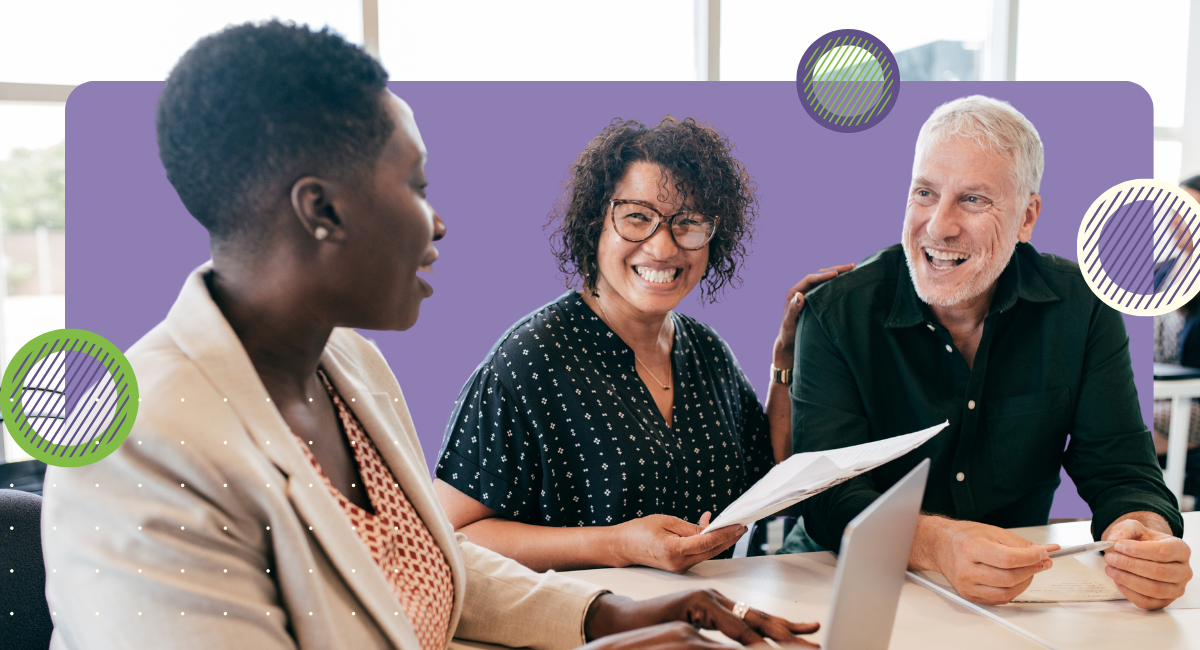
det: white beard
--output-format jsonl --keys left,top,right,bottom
{"left": 902, "top": 234, "right": 1018, "bottom": 308}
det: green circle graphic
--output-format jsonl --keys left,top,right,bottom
{"left": 1, "top": 329, "right": 139, "bottom": 467}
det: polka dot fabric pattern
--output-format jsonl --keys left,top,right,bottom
{"left": 436, "top": 291, "right": 773, "bottom": 529}
{"left": 291, "top": 370, "right": 453, "bottom": 650}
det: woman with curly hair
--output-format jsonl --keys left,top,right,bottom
{"left": 433, "top": 116, "right": 851, "bottom": 574}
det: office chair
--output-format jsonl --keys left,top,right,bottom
{"left": 746, "top": 516, "right": 798, "bottom": 556}
{"left": 0, "top": 488, "right": 53, "bottom": 649}
{"left": 0, "top": 460, "right": 47, "bottom": 495}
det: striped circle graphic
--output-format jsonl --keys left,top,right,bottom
{"left": 796, "top": 29, "right": 898, "bottom": 133}
{"left": 1, "top": 329, "right": 139, "bottom": 467}
{"left": 1078, "top": 179, "right": 1200, "bottom": 316}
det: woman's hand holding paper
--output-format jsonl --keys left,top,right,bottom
{"left": 613, "top": 513, "right": 747, "bottom": 574}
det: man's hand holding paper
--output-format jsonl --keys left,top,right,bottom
{"left": 910, "top": 517, "right": 1059, "bottom": 606}
{"left": 1101, "top": 516, "right": 1193, "bottom": 609}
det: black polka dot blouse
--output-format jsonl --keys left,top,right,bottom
{"left": 436, "top": 291, "right": 773, "bottom": 529}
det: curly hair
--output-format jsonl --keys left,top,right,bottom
{"left": 548, "top": 116, "right": 758, "bottom": 304}
{"left": 157, "top": 20, "right": 392, "bottom": 244}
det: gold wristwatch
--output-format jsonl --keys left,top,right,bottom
{"left": 771, "top": 364, "right": 792, "bottom": 385}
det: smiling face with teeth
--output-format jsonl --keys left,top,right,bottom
{"left": 594, "top": 161, "right": 709, "bottom": 318}
{"left": 902, "top": 135, "right": 1040, "bottom": 310}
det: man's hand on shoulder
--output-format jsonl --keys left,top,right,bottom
{"left": 1102, "top": 513, "right": 1192, "bottom": 610}
{"left": 910, "top": 515, "right": 1059, "bottom": 606}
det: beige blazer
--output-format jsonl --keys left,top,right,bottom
{"left": 42, "top": 264, "right": 604, "bottom": 650}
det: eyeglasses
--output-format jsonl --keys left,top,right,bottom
{"left": 609, "top": 199, "right": 719, "bottom": 251}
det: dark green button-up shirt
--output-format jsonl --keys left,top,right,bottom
{"left": 792, "top": 242, "right": 1182, "bottom": 551}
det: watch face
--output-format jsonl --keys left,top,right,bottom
{"left": 2, "top": 329, "right": 140, "bottom": 467}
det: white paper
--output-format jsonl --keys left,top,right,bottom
{"left": 701, "top": 420, "right": 948, "bottom": 533}
{"left": 1012, "top": 556, "right": 1125, "bottom": 602}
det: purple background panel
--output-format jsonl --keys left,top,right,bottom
{"left": 65, "top": 81, "right": 1153, "bottom": 519}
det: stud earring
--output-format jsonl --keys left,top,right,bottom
{"left": 314, "top": 227, "right": 328, "bottom": 241}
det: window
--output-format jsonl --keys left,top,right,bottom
{"left": 0, "top": 102, "right": 66, "bottom": 462}
{"left": 1156, "top": 140, "right": 1185, "bottom": 184}
{"left": 721, "top": 0, "right": 991, "bottom": 81}
{"left": 0, "top": 2, "right": 361, "bottom": 462}
{"left": 1017, "top": 0, "right": 1190, "bottom": 128}
{"left": 1016, "top": 0, "right": 1192, "bottom": 182}
{"left": 378, "top": 0, "right": 694, "bottom": 80}
{"left": 0, "top": 1, "right": 362, "bottom": 84}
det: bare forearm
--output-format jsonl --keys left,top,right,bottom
{"left": 766, "top": 379, "right": 792, "bottom": 464}
{"left": 1102, "top": 511, "right": 1173, "bottom": 540}
{"left": 908, "top": 514, "right": 951, "bottom": 572}
{"left": 767, "top": 346, "right": 794, "bottom": 464}
{"left": 457, "top": 517, "right": 627, "bottom": 572}
{"left": 767, "top": 267, "right": 853, "bottom": 464}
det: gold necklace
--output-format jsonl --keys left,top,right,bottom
{"left": 596, "top": 295, "right": 672, "bottom": 391}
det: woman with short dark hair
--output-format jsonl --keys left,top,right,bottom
{"left": 435, "top": 116, "right": 850, "bottom": 573}
{"left": 42, "top": 23, "right": 819, "bottom": 649}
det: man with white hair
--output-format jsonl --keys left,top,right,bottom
{"left": 785, "top": 95, "right": 1192, "bottom": 609}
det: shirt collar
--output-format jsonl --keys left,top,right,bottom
{"left": 562, "top": 290, "right": 684, "bottom": 360}
{"left": 885, "top": 242, "right": 1060, "bottom": 329}
{"left": 561, "top": 290, "right": 635, "bottom": 357}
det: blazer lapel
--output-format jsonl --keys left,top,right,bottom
{"left": 320, "top": 333, "right": 469, "bottom": 638}
{"left": 283, "top": 460, "right": 423, "bottom": 650}
{"left": 163, "top": 264, "right": 299, "bottom": 473}
{"left": 162, "top": 264, "right": 422, "bottom": 650}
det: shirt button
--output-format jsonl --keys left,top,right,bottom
{"left": 945, "top": 344, "right": 953, "bottom": 353}
{"left": 956, "top": 472, "right": 965, "bottom": 482}
{"left": 927, "top": 323, "right": 935, "bottom": 331}
{"left": 968, "top": 400, "right": 976, "bottom": 410}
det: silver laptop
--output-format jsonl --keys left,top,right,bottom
{"left": 823, "top": 457, "right": 930, "bottom": 650}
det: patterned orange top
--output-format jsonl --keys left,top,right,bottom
{"left": 290, "top": 370, "right": 454, "bottom": 650}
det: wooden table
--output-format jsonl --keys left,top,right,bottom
{"left": 951, "top": 513, "right": 1200, "bottom": 649}
{"left": 452, "top": 512, "right": 1198, "bottom": 649}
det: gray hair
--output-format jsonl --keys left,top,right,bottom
{"left": 913, "top": 95, "right": 1045, "bottom": 197}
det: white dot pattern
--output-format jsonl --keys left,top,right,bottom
{"left": 293, "top": 369, "right": 452, "bottom": 650}
{"left": 436, "top": 291, "right": 772, "bottom": 527}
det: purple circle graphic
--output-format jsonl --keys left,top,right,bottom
{"left": 1096, "top": 199, "right": 1156, "bottom": 294}
{"left": 1079, "top": 179, "right": 1200, "bottom": 316}
{"left": 796, "top": 29, "right": 899, "bottom": 133}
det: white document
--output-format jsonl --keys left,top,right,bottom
{"left": 1012, "top": 556, "right": 1125, "bottom": 602}
{"left": 916, "top": 556, "right": 1128, "bottom": 604}
{"left": 701, "top": 420, "right": 948, "bottom": 533}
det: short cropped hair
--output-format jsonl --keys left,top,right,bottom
{"left": 548, "top": 116, "right": 758, "bottom": 304}
{"left": 913, "top": 95, "right": 1044, "bottom": 198}
{"left": 156, "top": 20, "right": 392, "bottom": 243}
